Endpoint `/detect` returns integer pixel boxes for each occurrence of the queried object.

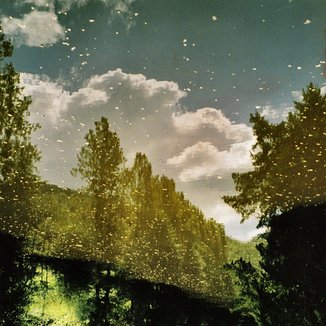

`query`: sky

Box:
[1,0,325,240]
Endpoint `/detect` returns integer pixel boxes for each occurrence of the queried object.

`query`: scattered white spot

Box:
[212,16,217,21]
[304,19,311,25]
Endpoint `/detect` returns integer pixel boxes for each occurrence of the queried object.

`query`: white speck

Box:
[134,12,139,16]
[57,139,63,143]
[288,64,292,68]
[252,67,257,71]
[71,47,76,51]
[81,61,87,65]
[304,19,311,25]
[297,66,302,70]
[212,16,217,21]
[89,19,95,23]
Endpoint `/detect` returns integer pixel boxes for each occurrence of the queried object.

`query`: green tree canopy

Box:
[0,25,40,235]
[223,83,326,224]
[72,117,126,260]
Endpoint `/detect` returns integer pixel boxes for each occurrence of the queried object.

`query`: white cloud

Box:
[291,90,303,101]
[21,69,185,183]
[21,69,256,240]
[23,0,89,11]
[48,0,137,13]
[2,11,65,47]
[22,69,254,189]
[207,201,261,241]
[173,108,252,142]
[321,84,326,95]
[167,140,254,182]
[21,73,71,123]
[16,0,139,33]
[23,0,54,7]
[260,105,293,122]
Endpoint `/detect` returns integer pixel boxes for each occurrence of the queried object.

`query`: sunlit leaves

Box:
[0,26,40,236]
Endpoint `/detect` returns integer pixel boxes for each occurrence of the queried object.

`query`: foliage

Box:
[0,26,40,325]
[0,233,36,325]
[71,117,126,260]
[227,204,326,325]
[226,237,262,268]
[223,83,326,224]
[121,152,232,302]
[21,257,239,325]
[0,25,40,236]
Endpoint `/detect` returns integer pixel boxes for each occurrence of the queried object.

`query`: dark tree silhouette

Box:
[224,83,326,224]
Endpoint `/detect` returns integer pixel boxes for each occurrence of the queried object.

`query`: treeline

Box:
[224,83,326,325]
[0,24,232,308]
[32,156,232,302]
[1,20,326,325]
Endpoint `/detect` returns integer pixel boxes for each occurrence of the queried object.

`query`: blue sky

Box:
[1,0,325,240]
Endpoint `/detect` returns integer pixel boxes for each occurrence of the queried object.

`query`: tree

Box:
[223,83,326,224]
[224,84,326,324]
[0,25,40,325]
[72,117,126,259]
[72,117,126,325]
[227,204,326,326]
[0,26,40,235]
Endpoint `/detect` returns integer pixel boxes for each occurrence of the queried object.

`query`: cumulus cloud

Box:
[206,201,261,241]
[22,0,140,29]
[2,11,65,47]
[23,0,90,11]
[22,69,254,185]
[23,0,54,7]
[21,69,256,239]
[21,69,186,184]
[173,108,253,142]
[321,84,326,95]
[21,73,71,122]
[260,105,293,122]
[167,140,254,182]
